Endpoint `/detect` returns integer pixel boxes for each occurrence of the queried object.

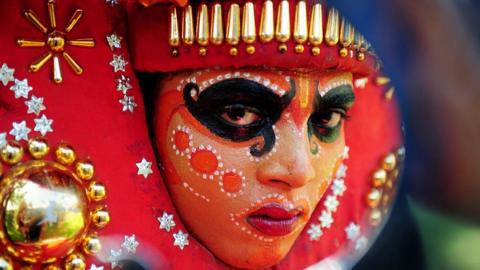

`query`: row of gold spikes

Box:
[169,1,372,59]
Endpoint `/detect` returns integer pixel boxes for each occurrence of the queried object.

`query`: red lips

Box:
[247,203,303,236]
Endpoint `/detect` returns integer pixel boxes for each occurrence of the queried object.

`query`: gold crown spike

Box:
[309,3,323,56]
[259,0,274,43]
[325,7,339,46]
[226,3,241,55]
[182,5,194,45]
[47,0,56,28]
[354,32,366,61]
[196,3,209,47]
[23,9,48,34]
[275,0,291,43]
[169,6,180,47]
[210,3,224,45]
[65,9,83,33]
[242,2,256,54]
[294,0,308,53]
[339,17,354,57]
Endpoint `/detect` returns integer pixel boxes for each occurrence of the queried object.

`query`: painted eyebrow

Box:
[317,84,355,108]
[318,80,353,97]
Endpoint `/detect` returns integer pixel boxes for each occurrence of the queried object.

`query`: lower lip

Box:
[247,215,301,236]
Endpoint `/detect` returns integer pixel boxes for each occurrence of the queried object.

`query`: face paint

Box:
[153,69,353,269]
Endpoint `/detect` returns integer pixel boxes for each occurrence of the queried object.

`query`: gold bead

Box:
[1,141,24,165]
[169,6,180,46]
[294,0,308,44]
[294,44,304,54]
[382,153,397,171]
[275,0,290,43]
[376,76,391,86]
[92,209,110,228]
[357,52,366,61]
[0,256,13,270]
[382,193,391,207]
[196,3,209,46]
[369,209,382,227]
[44,265,61,270]
[325,8,339,46]
[242,2,256,44]
[75,160,94,180]
[229,47,238,56]
[246,45,255,55]
[385,86,395,100]
[309,3,323,46]
[64,253,85,270]
[28,137,50,159]
[226,4,241,45]
[385,179,394,190]
[88,182,106,201]
[259,0,274,42]
[181,5,194,45]
[198,47,207,56]
[82,235,101,255]
[366,188,382,208]
[55,144,76,165]
[339,47,348,57]
[311,47,321,56]
[170,47,179,57]
[372,169,387,187]
[210,3,224,45]
[278,43,287,53]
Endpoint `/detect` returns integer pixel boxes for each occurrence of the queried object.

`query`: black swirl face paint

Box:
[183,78,296,157]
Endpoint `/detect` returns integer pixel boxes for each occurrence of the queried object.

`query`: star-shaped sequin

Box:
[119,95,137,112]
[25,95,46,115]
[0,133,6,148]
[335,164,348,179]
[89,264,104,270]
[107,33,122,50]
[109,55,127,72]
[10,121,31,141]
[345,222,360,240]
[307,224,323,241]
[34,115,53,136]
[0,63,15,86]
[106,0,120,5]
[324,195,339,212]
[173,230,189,250]
[136,158,153,178]
[158,212,176,232]
[121,234,139,254]
[319,210,333,229]
[108,249,122,269]
[116,75,132,94]
[332,179,347,196]
[10,79,32,99]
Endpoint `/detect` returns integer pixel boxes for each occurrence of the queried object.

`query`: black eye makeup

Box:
[308,83,355,143]
[183,78,296,157]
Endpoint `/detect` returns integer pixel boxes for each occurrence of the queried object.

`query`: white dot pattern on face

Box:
[318,79,353,97]
[218,169,246,198]
[171,125,194,157]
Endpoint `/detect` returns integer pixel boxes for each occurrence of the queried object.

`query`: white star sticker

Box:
[158,212,176,232]
[136,158,153,178]
[332,178,347,196]
[106,0,120,5]
[335,164,348,179]
[25,95,46,115]
[173,230,189,250]
[319,210,333,229]
[34,115,53,136]
[307,224,323,241]
[0,63,15,86]
[119,95,137,112]
[89,264,104,270]
[0,132,6,148]
[121,234,139,254]
[107,33,122,50]
[324,195,339,212]
[109,55,127,72]
[354,236,368,252]
[108,249,122,269]
[345,222,360,240]
[10,121,31,141]
[116,75,132,94]
[10,79,32,99]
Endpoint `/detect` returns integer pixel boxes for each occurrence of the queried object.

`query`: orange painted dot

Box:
[190,150,218,174]
[222,172,243,193]
[174,131,190,152]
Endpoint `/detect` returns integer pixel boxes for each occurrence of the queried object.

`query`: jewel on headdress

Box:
[242,2,256,54]
[226,3,241,55]
[339,17,354,57]
[325,7,340,46]
[259,0,274,43]
[309,3,323,55]
[294,0,308,54]
[275,0,290,53]
[182,5,194,45]
[169,6,180,56]
[196,3,209,56]
[210,3,224,45]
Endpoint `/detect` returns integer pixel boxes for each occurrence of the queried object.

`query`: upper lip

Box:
[249,203,303,219]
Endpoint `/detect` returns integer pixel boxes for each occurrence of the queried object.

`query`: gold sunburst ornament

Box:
[17,0,95,84]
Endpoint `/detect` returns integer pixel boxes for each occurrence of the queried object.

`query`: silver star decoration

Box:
[307,224,323,241]
[10,121,31,141]
[173,230,189,250]
[106,0,120,5]
[119,95,137,112]
[158,212,176,232]
[121,234,139,254]
[0,63,15,86]
[345,222,360,240]
[10,79,32,99]
[25,95,46,115]
[108,249,122,269]
[34,115,53,136]
[116,75,132,94]
[107,33,122,50]
[0,133,6,148]
[332,179,347,196]
[324,195,339,212]
[89,264,104,270]
[354,236,368,252]
[335,164,348,179]
[319,210,333,229]
[109,55,128,72]
[136,158,153,178]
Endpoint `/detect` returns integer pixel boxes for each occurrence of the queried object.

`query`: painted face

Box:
[153,69,355,268]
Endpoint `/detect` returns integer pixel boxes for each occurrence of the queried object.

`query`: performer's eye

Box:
[219,104,262,127]
[309,84,355,143]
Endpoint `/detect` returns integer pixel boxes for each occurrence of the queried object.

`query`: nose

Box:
[256,131,316,190]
